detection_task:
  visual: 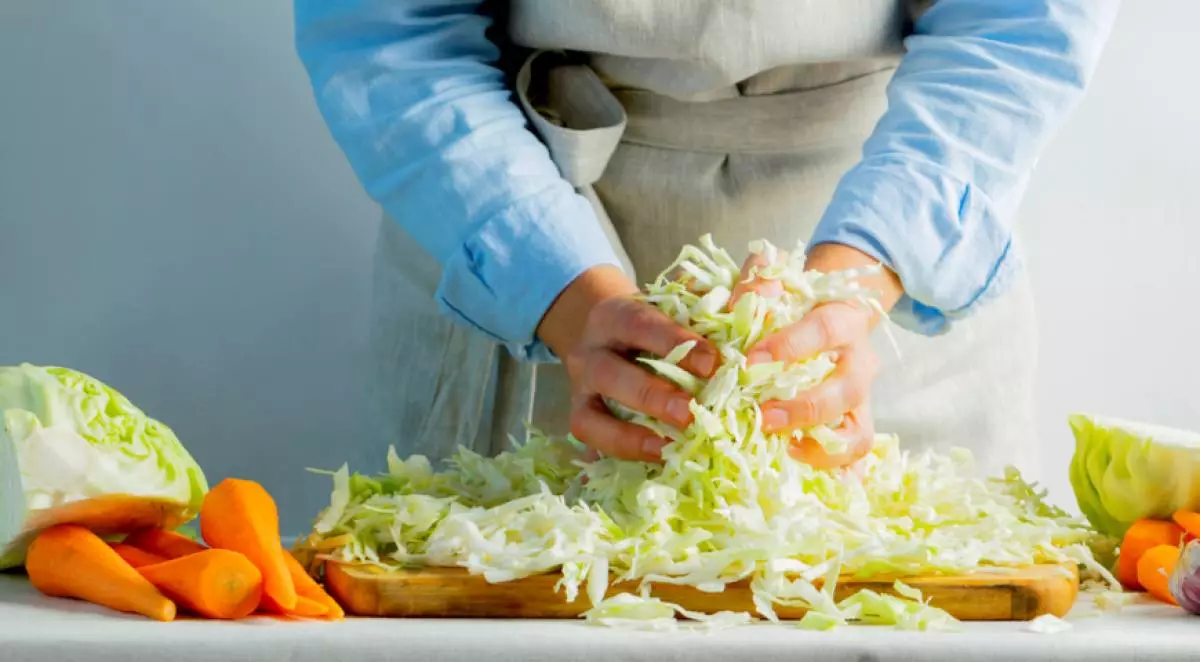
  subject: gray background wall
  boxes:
[1,0,1195,535]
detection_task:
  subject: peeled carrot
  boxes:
[200,478,297,610]
[259,594,329,618]
[138,548,263,619]
[283,552,344,619]
[109,543,167,568]
[1172,510,1200,540]
[1117,519,1185,590]
[124,527,208,559]
[27,525,176,622]
[291,595,331,617]
[1136,544,1180,605]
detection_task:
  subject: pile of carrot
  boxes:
[1115,510,1200,605]
[24,478,344,622]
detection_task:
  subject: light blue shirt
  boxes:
[294,0,1119,362]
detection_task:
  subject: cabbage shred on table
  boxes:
[300,235,1115,630]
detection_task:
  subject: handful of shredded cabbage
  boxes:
[300,235,1114,630]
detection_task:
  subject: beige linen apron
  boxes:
[367,0,1041,480]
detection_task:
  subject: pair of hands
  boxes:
[536,243,904,470]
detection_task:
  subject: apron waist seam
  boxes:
[616,134,850,155]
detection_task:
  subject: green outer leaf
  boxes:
[0,363,208,567]
[1068,412,1200,539]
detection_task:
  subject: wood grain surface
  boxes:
[325,561,1080,622]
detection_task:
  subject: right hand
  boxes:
[537,265,719,462]
[729,243,902,470]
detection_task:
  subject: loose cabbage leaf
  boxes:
[1024,614,1073,634]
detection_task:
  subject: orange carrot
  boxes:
[1136,544,1180,605]
[138,548,263,619]
[27,525,176,622]
[290,595,331,617]
[253,553,343,619]
[124,528,208,559]
[109,543,167,568]
[259,594,329,618]
[1172,510,1200,540]
[1118,519,1185,590]
[200,478,297,610]
[283,551,344,619]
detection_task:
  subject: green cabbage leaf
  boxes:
[1069,413,1200,539]
[0,364,208,567]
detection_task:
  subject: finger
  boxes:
[609,300,719,378]
[761,346,877,432]
[788,402,875,470]
[668,269,702,294]
[746,301,867,365]
[570,396,668,462]
[584,351,695,428]
[730,250,785,308]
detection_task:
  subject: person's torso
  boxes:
[508,0,924,100]
[371,0,1041,479]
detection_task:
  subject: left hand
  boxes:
[732,243,904,469]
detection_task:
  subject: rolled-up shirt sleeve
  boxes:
[294,0,625,362]
[810,0,1120,335]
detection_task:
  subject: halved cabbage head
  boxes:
[0,364,208,567]
[1069,413,1200,539]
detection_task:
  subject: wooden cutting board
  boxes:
[324,561,1079,621]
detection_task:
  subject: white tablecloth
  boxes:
[2,575,1196,662]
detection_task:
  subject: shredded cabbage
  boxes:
[301,235,1110,629]
[1094,590,1138,612]
[1024,614,1073,634]
[582,587,753,632]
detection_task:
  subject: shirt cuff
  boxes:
[435,185,627,363]
[810,157,1022,336]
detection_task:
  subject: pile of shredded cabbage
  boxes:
[300,235,1115,630]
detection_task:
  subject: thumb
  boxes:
[729,247,789,310]
[787,401,874,470]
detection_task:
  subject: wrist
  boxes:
[805,242,904,327]
[536,265,638,358]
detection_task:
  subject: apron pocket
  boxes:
[516,51,628,187]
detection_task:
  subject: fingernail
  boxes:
[747,350,773,365]
[667,398,691,425]
[762,407,789,431]
[642,436,667,460]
